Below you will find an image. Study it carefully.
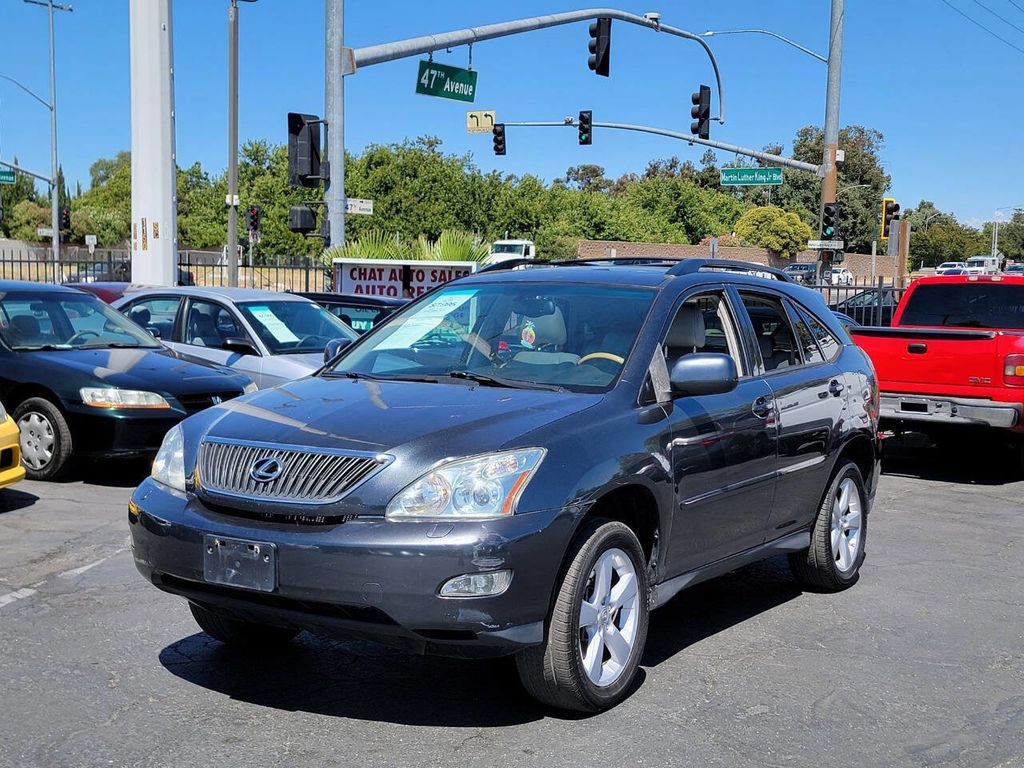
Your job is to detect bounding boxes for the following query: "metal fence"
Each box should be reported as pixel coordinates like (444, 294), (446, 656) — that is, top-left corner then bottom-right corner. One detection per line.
(810, 277), (908, 327)
(0, 247), (330, 293)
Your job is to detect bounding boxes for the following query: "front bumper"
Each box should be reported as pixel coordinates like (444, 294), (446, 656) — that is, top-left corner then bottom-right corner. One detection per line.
(880, 393), (1021, 431)
(128, 478), (576, 657)
(65, 409), (185, 459)
(0, 416), (25, 489)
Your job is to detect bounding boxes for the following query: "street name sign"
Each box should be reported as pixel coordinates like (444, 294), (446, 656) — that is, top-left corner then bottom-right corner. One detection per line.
(466, 110), (496, 133)
(807, 239), (845, 250)
(416, 60), (478, 103)
(36, 227), (53, 238)
(0, 169), (16, 185)
(720, 167), (783, 186)
(346, 198), (374, 216)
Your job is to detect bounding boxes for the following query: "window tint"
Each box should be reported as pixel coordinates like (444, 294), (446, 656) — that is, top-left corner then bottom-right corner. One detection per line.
(664, 292), (743, 374)
(899, 284), (1024, 328)
(791, 312), (825, 364)
(739, 293), (800, 372)
(796, 306), (842, 361)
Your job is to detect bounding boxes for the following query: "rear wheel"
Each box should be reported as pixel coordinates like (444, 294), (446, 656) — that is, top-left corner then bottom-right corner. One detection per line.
(14, 397), (73, 481)
(789, 461), (867, 591)
(189, 602), (299, 648)
(516, 519), (649, 713)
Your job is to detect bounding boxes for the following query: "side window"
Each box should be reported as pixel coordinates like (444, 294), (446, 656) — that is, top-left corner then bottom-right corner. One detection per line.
(738, 293), (801, 372)
(796, 305), (842, 361)
(664, 292), (744, 375)
(124, 296), (181, 339)
(183, 299), (245, 349)
(788, 304), (825, 365)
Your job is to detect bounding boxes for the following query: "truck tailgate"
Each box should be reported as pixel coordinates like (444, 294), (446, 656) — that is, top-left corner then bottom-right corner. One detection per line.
(850, 327), (1000, 390)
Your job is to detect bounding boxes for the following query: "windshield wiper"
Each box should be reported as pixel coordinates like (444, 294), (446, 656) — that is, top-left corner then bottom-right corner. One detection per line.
(445, 370), (567, 392)
(338, 370), (444, 383)
(13, 344), (72, 352)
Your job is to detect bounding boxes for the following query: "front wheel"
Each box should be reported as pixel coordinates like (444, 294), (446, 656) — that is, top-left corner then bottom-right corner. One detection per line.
(516, 519), (649, 713)
(14, 397), (73, 481)
(789, 460), (868, 591)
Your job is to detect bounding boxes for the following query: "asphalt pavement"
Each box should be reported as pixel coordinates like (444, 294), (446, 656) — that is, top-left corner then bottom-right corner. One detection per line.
(1, 440), (1022, 768)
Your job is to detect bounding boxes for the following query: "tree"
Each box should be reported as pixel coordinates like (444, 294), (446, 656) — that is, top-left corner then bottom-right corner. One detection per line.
(562, 164), (611, 193)
(982, 211), (1024, 261)
(0, 160), (40, 238)
(6, 199), (50, 242)
(909, 222), (987, 270)
(735, 206), (813, 261)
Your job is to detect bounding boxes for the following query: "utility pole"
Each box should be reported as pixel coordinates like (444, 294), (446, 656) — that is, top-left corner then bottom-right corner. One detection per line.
(325, 0), (344, 248)
(819, 0), (843, 220)
(227, 0), (240, 287)
(23, 0), (72, 269)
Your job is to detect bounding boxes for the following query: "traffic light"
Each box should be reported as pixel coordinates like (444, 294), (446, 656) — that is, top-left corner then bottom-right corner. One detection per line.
(60, 206), (70, 231)
(881, 197), (900, 241)
(492, 123), (506, 156)
(587, 18), (611, 76)
(287, 112), (321, 188)
(578, 110), (593, 145)
(287, 205), (317, 235)
(822, 202), (840, 239)
(690, 85), (711, 140)
(245, 205), (262, 232)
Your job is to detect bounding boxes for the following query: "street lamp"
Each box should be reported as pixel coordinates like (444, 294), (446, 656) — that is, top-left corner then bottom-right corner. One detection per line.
(227, 0), (258, 288)
(992, 205), (1023, 259)
(836, 183), (869, 197)
(701, 29), (827, 64)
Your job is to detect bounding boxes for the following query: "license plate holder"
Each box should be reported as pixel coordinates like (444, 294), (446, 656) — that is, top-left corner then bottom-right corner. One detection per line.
(203, 535), (277, 593)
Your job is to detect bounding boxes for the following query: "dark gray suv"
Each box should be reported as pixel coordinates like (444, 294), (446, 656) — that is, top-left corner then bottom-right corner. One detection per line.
(129, 258), (880, 712)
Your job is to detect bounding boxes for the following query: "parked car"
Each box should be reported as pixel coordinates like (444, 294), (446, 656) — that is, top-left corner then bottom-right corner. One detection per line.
(783, 262), (819, 285)
(833, 311), (861, 329)
(1004, 263), (1024, 275)
(829, 267), (854, 285)
(129, 258), (879, 712)
(851, 274), (1024, 467)
(965, 255), (999, 275)
(65, 262), (195, 286)
(829, 286), (901, 326)
(63, 281), (146, 304)
(295, 292), (407, 334)
(113, 287), (358, 389)
(935, 261), (967, 275)
(0, 400), (26, 490)
(0, 282), (256, 480)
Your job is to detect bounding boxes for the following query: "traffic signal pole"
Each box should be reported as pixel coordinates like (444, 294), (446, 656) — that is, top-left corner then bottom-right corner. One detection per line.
(227, 0), (239, 287)
(325, 0), (345, 249)
(819, 0), (843, 222)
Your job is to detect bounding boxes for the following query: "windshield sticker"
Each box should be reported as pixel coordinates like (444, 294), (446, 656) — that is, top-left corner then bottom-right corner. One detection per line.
(520, 321), (537, 349)
(248, 305), (300, 344)
(377, 289), (477, 349)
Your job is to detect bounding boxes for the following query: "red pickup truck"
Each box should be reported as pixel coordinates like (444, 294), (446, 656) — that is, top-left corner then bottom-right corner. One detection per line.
(850, 275), (1024, 465)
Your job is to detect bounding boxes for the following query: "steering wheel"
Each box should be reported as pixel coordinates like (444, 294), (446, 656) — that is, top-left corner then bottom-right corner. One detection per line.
(68, 330), (101, 346)
(577, 352), (625, 366)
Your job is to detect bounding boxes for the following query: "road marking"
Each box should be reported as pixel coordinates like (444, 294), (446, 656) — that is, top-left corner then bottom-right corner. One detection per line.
(0, 588), (37, 608)
(58, 548), (127, 579)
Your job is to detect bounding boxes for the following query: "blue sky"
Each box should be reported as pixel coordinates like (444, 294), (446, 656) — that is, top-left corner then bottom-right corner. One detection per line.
(1, 0), (1021, 226)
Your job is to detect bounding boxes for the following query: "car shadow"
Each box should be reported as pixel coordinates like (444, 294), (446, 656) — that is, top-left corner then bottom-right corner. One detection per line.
(47, 458), (152, 488)
(158, 558), (799, 725)
(881, 433), (1022, 486)
(0, 488), (39, 514)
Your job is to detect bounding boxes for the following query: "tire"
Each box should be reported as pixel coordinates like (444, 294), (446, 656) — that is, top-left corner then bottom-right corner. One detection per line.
(789, 461), (867, 592)
(13, 397), (73, 481)
(189, 602), (299, 648)
(516, 519), (649, 713)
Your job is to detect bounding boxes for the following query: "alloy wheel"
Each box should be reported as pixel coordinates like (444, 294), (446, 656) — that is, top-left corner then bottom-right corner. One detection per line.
(578, 547), (640, 687)
(830, 477), (863, 573)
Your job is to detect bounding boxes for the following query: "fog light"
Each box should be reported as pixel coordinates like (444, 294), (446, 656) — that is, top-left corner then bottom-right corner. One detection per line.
(439, 570), (513, 598)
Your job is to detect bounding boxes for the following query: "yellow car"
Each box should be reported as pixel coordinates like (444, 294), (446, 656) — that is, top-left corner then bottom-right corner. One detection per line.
(0, 402), (26, 489)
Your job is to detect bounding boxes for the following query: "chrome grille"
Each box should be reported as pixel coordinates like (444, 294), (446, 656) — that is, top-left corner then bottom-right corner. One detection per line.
(197, 439), (388, 504)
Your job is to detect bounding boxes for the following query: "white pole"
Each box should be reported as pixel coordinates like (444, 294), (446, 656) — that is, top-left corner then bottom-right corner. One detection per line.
(129, 0), (178, 286)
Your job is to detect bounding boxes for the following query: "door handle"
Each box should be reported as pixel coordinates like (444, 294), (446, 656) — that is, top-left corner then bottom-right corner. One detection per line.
(908, 343), (927, 354)
(829, 379), (845, 397)
(751, 396), (772, 418)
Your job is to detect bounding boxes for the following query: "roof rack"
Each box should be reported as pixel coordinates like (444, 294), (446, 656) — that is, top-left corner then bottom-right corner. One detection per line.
(667, 258), (793, 283)
(477, 258), (552, 273)
(554, 256), (681, 267)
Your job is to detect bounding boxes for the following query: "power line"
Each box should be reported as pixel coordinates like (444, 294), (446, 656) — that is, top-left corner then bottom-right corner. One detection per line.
(1008, 0), (1024, 15)
(970, 0), (1024, 35)
(939, 0), (1024, 55)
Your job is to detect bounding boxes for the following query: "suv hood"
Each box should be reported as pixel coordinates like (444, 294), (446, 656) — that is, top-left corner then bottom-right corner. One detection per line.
(201, 375), (601, 457)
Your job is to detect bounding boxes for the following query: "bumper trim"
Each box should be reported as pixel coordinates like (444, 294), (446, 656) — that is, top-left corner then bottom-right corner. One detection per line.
(880, 393), (1020, 429)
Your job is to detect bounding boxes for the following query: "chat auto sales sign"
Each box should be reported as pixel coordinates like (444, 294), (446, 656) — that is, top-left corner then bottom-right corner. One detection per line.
(332, 259), (479, 298)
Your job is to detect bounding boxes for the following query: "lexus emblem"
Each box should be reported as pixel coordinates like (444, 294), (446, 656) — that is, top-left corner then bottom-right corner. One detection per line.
(249, 457), (284, 483)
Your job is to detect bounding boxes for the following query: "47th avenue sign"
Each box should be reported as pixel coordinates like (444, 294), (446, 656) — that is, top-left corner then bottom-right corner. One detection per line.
(416, 60), (478, 103)
(720, 167), (784, 186)
(0, 169), (16, 185)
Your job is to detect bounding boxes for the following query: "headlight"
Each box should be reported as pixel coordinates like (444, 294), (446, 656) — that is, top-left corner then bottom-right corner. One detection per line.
(243, 381), (259, 395)
(152, 425), (186, 492)
(80, 387), (171, 409)
(386, 448), (545, 520)
(0, 400), (6, 421)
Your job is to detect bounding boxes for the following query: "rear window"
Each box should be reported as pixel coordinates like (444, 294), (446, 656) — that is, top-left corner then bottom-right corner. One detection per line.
(899, 284), (1024, 329)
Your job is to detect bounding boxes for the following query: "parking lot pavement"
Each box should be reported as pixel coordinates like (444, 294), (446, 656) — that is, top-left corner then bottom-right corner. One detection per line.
(1, 443), (1022, 768)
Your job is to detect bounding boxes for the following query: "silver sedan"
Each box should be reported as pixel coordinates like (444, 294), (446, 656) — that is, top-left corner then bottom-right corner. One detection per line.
(113, 287), (357, 389)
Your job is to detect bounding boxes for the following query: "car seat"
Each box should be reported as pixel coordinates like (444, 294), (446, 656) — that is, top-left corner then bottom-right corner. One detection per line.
(186, 309), (222, 347)
(665, 306), (705, 364)
(129, 307), (151, 327)
(513, 307), (580, 364)
(9, 315), (43, 345)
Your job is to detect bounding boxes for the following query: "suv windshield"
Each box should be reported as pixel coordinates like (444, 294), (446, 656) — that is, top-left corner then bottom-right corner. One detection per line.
(236, 300), (356, 355)
(899, 284), (1024, 328)
(326, 282), (656, 391)
(0, 290), (161, 351)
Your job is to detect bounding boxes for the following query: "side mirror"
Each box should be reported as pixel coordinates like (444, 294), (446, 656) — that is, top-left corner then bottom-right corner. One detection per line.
(145, 325), (161, 339)
(222, 337), (260, 356)
(669, 353), (738, 397)
(324, 337), (352, 364)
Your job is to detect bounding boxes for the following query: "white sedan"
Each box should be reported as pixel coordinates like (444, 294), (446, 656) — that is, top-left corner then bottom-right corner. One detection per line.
(829, 267), (854, 285)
